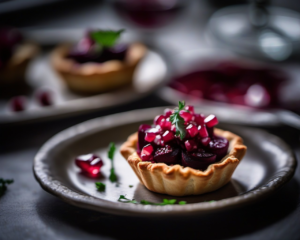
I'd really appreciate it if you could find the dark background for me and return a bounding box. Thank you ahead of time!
[1,0,300,239]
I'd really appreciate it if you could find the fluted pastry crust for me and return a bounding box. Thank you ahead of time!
[120,128,247,196]
[51,43,147,94]
[0,42,39,85]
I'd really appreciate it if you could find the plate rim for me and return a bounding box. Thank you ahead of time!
[33,107,297,216]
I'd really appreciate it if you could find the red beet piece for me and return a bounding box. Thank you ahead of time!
[162,130,175,142]
[181,151,216,170]
[186,124,198,138]
[145,132,156,142]
[154,145,181,165]
[9,96,27,112]
[75,154,103,177]
[141,144,154,161]
[207,137,229,161]
[204,114,218,128]
[138,124,151,153]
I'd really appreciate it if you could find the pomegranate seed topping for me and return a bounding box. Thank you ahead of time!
[154,115,165,125]
[162,130,175,142]
[164,108,173,117]
[145,132,156,142]
[180,110,193,122]
[185,139,198,152]
[204,115,218,128]
[75,154,103,177]
[201,137,211,146]
[198,125,209,138]
[10,96,27,112]
[194,114,205,125]
[141,144,154,161]
[186,124,198,137]
[185,105,194,114]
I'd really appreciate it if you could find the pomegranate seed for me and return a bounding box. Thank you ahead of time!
[36,90,53,106]
[141,144,154,161]
[154,115,165,125]
[147,126,162,134]
[185,139,198,152]
[186,124,198,137]
[145,132,156,142]
[201,137,211,146]
[164,108,173,117]
[185,105,194,114]
[194,114,205,125]
[154,135,162,146]
[171,124,176,132]
[75,154,103,177]
[198,125,209,138]
[160,118,172,130]
[180,110,193,122]
[162,130,175,142]
[10,96,27,112]
[204,115,218,128]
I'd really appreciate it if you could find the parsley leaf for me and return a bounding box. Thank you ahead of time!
[170,101,186,140]
[0,178,14,197]
[108,142,117,182]
[118,195,186,205]
[95,182,106,192]
[129,185,133,188]
[90,30,124,48]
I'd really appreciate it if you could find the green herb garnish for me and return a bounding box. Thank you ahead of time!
[0,178,13,197]
[170,101,186,140]
[129,185,133,188]
[90,30,124,48]
[95,182,106,192]
[108,142,117,182]
[118,195,186,205]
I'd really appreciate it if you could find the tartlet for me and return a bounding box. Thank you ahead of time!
[0,27,39,86]
[51,30,147,94]
[120,104,247,196]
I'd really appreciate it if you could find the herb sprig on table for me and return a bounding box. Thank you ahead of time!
[0,178,14,197]
[170,100,186,140]
[118,195,186,205]
[108,142,117,182]
[90,30,124,48]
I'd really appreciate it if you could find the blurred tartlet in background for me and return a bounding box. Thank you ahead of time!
[0,27,39,87]
[51,29,147,94]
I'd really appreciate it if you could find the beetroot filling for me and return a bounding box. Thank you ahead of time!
[138,106,229,170]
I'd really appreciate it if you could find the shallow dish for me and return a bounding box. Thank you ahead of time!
[34,107,297,216]
[0,48,168,125]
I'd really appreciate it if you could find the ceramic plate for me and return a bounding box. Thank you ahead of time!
[158,48,300,129]
[0,48,169,125]
[33,107,297,216]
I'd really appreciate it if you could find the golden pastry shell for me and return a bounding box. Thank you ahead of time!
[51,42,147,94]
[120,128,247,196]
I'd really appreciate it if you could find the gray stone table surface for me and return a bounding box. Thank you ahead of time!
[1,1,300,239]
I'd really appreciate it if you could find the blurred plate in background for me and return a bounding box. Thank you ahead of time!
[159,48,300,129]
[0,47,169,125]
